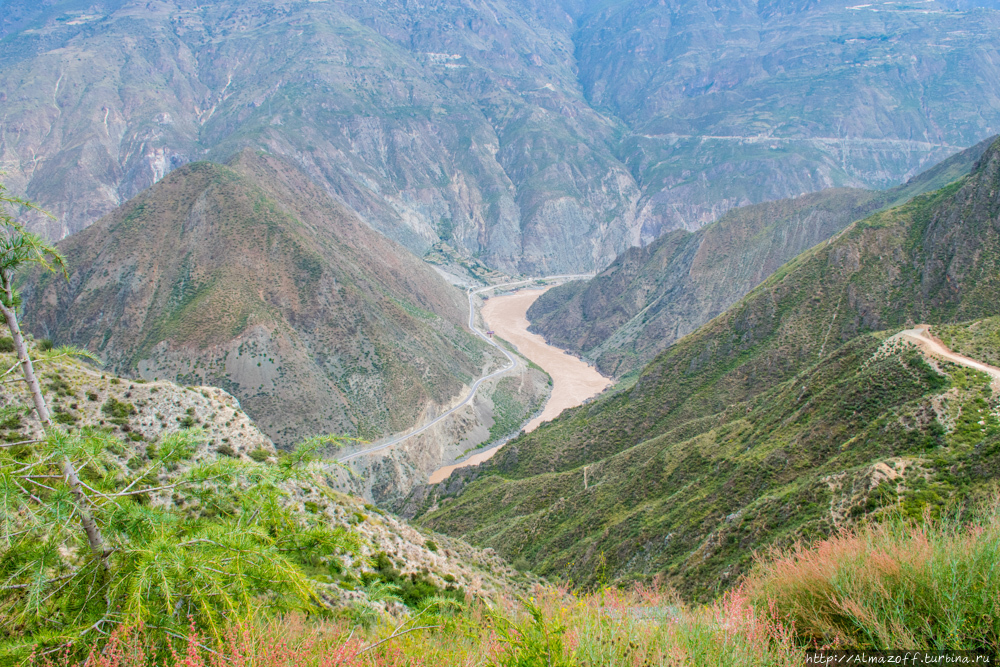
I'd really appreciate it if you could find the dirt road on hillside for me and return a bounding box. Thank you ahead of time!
[428,288,611,483]
[897,325,1000,391]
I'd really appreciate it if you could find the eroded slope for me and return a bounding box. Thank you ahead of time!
[21,150,499,446]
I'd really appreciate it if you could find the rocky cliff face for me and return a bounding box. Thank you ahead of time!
[2,0,999,273]
[0,0,644,274]
[570,0,1000,240]
[527,137,994,377]
[20,150,501,447]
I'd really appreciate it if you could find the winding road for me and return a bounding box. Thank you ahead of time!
[897,325,1000,391]
[337,275,593,463]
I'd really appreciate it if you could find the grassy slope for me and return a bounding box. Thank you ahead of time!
[417,138,1000,599]
[20,151,497,445]
[934,317,1000,368]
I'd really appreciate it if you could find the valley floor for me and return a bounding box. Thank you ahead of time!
[483,289,612,433]
[429,288,610,482]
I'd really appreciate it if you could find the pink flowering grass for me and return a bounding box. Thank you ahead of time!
[745,507,1000,651]
[30,508,1000,666]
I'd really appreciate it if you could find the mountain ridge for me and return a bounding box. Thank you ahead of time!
[411,136,1000,598]
[2,0,999,273]
[20,149,500,447]
[527,136,996,377]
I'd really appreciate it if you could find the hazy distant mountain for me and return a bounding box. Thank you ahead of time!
[1,0,999,273]
[21,150,499,446]
[569,0,1000,240]
[0,0,641,273]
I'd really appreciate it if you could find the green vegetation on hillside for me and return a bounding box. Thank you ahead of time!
[934,317,1000,368]
[528,136,995,379]
[24,506,1000,664]
[415,138,1000,598]
[1,427,363,661]
[19,153,499,449]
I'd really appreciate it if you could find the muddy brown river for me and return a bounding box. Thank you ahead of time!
[429,288,610,483]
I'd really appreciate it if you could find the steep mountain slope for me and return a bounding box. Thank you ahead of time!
[0,0,642,274]
[0,344,531,623]
[528,137,994,377]
[20,149,499,446]
[570,0,1000,239]
[413,137,1000,599]
[2,1,1000,273]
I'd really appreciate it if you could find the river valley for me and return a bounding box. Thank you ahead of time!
[429,288,610,483]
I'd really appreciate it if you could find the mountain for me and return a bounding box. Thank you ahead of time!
[0,0,641,274]
[410,137,1000,599]
[20,149,499,446]
[527,137,994,377]
[567,0,1000,240]
[2,1,1000,273]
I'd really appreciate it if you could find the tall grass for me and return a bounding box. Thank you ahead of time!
[28,504,1000,665]
[28,585,805,667]
[745,507,1000,651]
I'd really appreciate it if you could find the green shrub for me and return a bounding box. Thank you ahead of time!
[216,443,237,458]
[52,411,78,425]
[0,429,363,660]
[37,338,53,351]
[248,448,270,462]
[361,551,465,610]
[486,598,575,667]
[0,411,22,430]
[101,396,136,420]
[0,336,14,353]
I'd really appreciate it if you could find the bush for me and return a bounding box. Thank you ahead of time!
[0,429,363,661]
[101,397,136,420]
[37,338,54,351]
[0,336,14,353]
[216,443,237,458]
[52,411,78,425]
[248,448,270,462]
[361,551,465,610]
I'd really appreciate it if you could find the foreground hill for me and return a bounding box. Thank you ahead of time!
[20,150,498,446]
[5,349,998,664]
[528,137,994,377]
[0,337,532,660]
[412,137,1000,599]
[2,1,1000,272]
